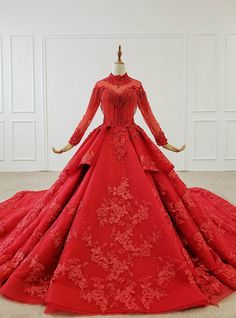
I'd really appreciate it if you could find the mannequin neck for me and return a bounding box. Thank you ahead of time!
[112,63,126,75]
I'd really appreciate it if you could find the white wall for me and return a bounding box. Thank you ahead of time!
[0,0,236,172]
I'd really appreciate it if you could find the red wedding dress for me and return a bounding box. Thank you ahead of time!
[0,72,236,315]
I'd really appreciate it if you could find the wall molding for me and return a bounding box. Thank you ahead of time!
[193,34,218,113]
[9,34,36,113]
[0,35,3,113]
[192,119,218,160]
[0,120,4,160]
[224,33,236,112]
[11,119,36,161]
[224,119,236,160]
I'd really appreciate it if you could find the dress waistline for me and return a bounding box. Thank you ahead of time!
[101,121,137,128]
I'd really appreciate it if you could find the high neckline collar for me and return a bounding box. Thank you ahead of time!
[106,72,132,84]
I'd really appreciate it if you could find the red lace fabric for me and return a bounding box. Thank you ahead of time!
[68,72,168,146]
[0,72,236,316]
[68,85,101,146]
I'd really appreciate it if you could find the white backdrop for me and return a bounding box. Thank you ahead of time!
[0,0,236,172]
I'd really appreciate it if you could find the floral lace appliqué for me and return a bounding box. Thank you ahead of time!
[50,176,181,312]
[111,127,129,161]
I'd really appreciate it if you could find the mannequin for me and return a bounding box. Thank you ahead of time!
[52,46,185,154]
[111,45,126,75]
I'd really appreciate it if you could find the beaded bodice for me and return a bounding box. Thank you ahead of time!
[68,72,168,146]
[99,73,138,127]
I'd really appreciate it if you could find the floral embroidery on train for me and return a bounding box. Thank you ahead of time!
[178,247,222,303]
[182,190,198,208]
[165,200,189,225]
[190,187,236,218]
[228,247,236,264]
[51,254,180,312]
[47,200,62,223]
[214,262,236,289]
[192,232,208,252]
[49,226,64,248]
[0,200,45,255]
[0,220,6,236]
[0,191,26,209]
[190,256,222,301]
[0,251,25,282]
[23,254,52,303]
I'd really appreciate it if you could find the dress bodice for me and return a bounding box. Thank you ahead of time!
[98,73,138,127]
[68,72,168,147]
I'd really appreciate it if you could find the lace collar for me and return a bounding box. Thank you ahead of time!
[105,72,132,85]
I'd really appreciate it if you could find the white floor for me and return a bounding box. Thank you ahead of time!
[0,171,236,318]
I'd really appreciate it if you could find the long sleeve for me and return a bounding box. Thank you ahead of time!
[137,84,168,146]
[68,84,101,146]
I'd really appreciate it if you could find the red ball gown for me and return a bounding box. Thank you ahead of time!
[0,72,236,315]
